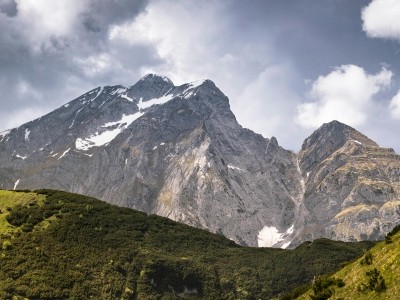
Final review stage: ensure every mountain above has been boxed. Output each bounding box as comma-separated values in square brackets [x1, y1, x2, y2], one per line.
[295, 120, 400, 245]
[0, 74, 400, 248]
[0, 74, 302, 247]
[298, 225, 400, 300]
[0, 189, 375, 299]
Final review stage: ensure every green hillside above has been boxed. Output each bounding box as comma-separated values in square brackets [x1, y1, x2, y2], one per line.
[298, 225, 400, 300]
[0, 189, 374, 300]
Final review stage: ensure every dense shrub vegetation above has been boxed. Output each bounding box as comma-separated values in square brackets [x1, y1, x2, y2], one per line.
[358, 268, 386, 293]
[0, 189, 375, 299]
[385, 223, 400, 244]
[360, 252, 374, 265]
[309, 276, 345, 300]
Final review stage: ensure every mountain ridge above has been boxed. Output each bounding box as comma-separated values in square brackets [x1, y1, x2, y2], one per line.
[1, 74, 400, 248]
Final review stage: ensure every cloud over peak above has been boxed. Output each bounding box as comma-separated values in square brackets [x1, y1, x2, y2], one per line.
[296, 65, 392, 129]
[362, 0, 400, 41]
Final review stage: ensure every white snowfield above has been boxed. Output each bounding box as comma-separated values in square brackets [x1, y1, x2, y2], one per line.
[75, 112, 144, 151]
[75, 94, 175, 151]
[257, 226, 282, 248]
[75, 81, 205, 151]
[257, 224, 294, 248]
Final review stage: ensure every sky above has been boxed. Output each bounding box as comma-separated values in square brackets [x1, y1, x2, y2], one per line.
[1, 0, 400, 152]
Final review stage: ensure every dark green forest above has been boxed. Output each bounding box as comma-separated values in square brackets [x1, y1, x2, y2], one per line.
[0, 189, 375, 299]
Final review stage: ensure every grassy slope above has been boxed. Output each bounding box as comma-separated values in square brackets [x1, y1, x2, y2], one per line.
[0, 190, 46, 244]
[0, 189, 375, 300]
[298, 228, 400, 300]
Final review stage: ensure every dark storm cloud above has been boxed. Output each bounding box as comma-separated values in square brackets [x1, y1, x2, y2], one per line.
[82, 0, 148, 33]
[0, 0, 17, 17]
[0, 0, 153, 130]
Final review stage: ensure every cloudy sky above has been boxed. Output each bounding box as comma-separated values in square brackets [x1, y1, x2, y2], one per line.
[1, 0, 400, 151]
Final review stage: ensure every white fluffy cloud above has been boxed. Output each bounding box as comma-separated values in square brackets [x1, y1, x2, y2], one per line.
[15, 0, 88, 49]
[362, 0, 400, 40]
[235, 63, 304, 147]
[296, 65, 392, 128]
[389, 90, 400, 119]
[109, 0, 231, 85]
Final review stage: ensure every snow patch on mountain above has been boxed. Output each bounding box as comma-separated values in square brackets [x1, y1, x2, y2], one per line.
[75, 91, 177, 152]
[188, 79, 206, 89]
[69, 108, 84, 129]
[110, 87, 127, 95]
[25, 128, 30, 141]
[75, 112, 144, 151]
[0, 129, 10, 137]
[59, 148, 71, 160]
[182, 80, 206, 99]
[138, 94, 174, 110]
[257, 224, 295, 248]
[0, 129, 10, 142]
[257, 226, 283, 247]
[91, 87, 104, 102]
[286, 224, 295, 235]
[227, 165, 242, 171]
[120, 94, 134, 102]
[13, 179, 20, 190]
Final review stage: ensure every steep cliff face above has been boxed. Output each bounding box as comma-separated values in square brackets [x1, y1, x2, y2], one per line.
[1, 75, 399, 247]
[0, 74, 301, 247]
[297, 121, 400, 244]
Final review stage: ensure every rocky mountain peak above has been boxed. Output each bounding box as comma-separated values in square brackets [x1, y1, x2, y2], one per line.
[2, 78, 400, 249]
[139, 73, 174, 86]
[128, 74, 175, 101]
[299, 120, 377, 173]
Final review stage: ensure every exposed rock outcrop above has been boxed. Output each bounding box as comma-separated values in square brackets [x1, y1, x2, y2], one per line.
[1, 75, 400, 248]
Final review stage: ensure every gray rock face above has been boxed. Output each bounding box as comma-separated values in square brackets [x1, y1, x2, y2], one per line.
[295, 121, 400, 245]
[0, 75, 301, 247]
[1, 75, 400, 248]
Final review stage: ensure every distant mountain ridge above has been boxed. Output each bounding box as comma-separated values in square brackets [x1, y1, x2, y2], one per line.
[1, 74, 400, 248]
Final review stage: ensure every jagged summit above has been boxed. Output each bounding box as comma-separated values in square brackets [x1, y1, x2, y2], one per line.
[299, 120, 378, 173]
[302, 120, 377, 150]
[128, 74, 175, 102]
[294, 119, 400, 245]
[139, 73, 174, 85]
[1, 79, 400, 249]
[0, 75, 300, 247]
